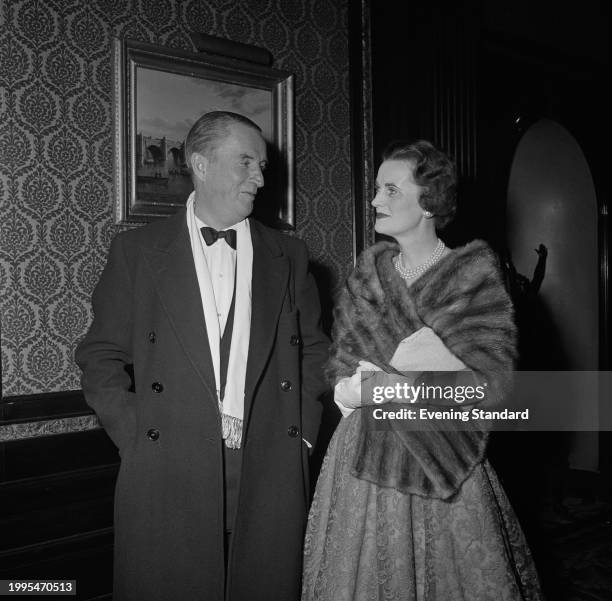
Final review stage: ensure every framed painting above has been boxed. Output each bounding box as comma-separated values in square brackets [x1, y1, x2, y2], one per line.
[113, 38, 294, 228]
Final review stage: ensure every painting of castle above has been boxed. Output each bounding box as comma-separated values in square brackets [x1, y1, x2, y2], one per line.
[135, 132, 192, 204]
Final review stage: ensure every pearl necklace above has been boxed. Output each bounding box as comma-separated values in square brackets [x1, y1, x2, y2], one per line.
[393, 239, 446, 280]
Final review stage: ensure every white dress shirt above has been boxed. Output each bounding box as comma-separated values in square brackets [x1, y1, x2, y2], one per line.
[195, 216, 247, 336]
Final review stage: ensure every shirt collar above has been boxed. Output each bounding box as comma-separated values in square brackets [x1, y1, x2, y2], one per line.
[190, 197, 247, 233]
[195, 215, 247, 233]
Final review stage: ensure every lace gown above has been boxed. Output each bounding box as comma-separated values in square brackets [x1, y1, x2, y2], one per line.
[302, 331, 543, 601]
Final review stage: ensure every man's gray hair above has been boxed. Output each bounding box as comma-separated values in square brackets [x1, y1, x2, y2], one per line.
[184, 111, 262, 171]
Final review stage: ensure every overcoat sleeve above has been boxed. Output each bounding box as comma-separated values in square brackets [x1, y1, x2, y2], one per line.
[293, 240, 329, 451]
[75, 234, 136, 452]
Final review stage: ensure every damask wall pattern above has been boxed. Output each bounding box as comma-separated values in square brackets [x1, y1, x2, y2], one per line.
[0, 0, 353, 395]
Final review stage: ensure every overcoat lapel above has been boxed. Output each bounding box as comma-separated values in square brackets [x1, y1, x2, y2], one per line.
[243, 219, 289, 428]
[140, 211, 218, 404]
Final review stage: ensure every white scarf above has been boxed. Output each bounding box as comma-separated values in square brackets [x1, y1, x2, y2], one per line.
[185, 193, 252, 448]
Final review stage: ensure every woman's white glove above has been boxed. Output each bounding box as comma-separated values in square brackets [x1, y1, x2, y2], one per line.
[334, 360, 382, 418]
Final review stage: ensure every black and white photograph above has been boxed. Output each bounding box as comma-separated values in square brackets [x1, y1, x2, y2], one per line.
[0, 1, 609, 600]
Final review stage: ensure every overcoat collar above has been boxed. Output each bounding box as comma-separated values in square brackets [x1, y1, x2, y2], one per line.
[140, 209, 288, 433]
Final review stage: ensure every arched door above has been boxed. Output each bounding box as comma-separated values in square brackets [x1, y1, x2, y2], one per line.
[507, 118, 599, 470]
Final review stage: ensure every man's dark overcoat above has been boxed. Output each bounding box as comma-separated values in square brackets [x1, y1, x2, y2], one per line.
[75, 210, 329, 601]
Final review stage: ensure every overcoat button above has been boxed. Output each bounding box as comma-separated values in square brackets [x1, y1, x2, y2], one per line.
[289, 335, 301, 346]
[148, 331, 156, 343]
[147, 428, 160, 441]
[287, 425, 299, 438]
[280, 380, 292, 391]
[152, 382, 163, 393]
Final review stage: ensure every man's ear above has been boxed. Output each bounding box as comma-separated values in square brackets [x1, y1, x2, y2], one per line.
[190, 153, 208, 182]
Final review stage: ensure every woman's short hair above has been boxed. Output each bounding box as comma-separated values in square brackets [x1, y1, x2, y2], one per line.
[184, 111, 262, 170]
[382, 139, 457, 229]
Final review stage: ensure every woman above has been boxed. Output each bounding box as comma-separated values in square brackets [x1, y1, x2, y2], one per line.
[302, 140, 542, 600]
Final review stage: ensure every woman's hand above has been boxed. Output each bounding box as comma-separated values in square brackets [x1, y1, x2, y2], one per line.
[334, 361, 384, 417]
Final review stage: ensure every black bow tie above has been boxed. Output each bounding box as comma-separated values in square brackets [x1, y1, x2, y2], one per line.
[200, 227, 237, 250]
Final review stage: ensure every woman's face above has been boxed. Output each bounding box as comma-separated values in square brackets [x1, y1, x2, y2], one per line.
[372, 160, 424, 238]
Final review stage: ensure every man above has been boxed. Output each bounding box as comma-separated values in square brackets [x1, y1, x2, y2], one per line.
[76, 111, 329, 601]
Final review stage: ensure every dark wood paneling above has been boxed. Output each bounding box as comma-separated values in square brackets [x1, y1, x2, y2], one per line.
[0, 391, 92, 424]
[431, 6, 478, 182]
[0, 529, 114, 600]
[2, 430, 119, 482]
[370, 2, 480, 247]
[370, 4, 437, 155]
[348, 0, 375, 257]
[1, 465, 117, 550]
[0, 394, 119, 600]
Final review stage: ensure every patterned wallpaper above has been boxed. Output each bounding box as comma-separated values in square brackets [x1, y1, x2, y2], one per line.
[0, 0, 353, 396]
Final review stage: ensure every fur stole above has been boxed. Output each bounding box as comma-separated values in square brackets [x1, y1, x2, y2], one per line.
[328, 239, 517, 499]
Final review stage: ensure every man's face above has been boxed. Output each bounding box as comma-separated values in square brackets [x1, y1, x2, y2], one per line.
[196, 123, 268, 227]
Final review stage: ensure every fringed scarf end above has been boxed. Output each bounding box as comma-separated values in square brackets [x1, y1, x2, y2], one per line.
[221, 412, 243, 449]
